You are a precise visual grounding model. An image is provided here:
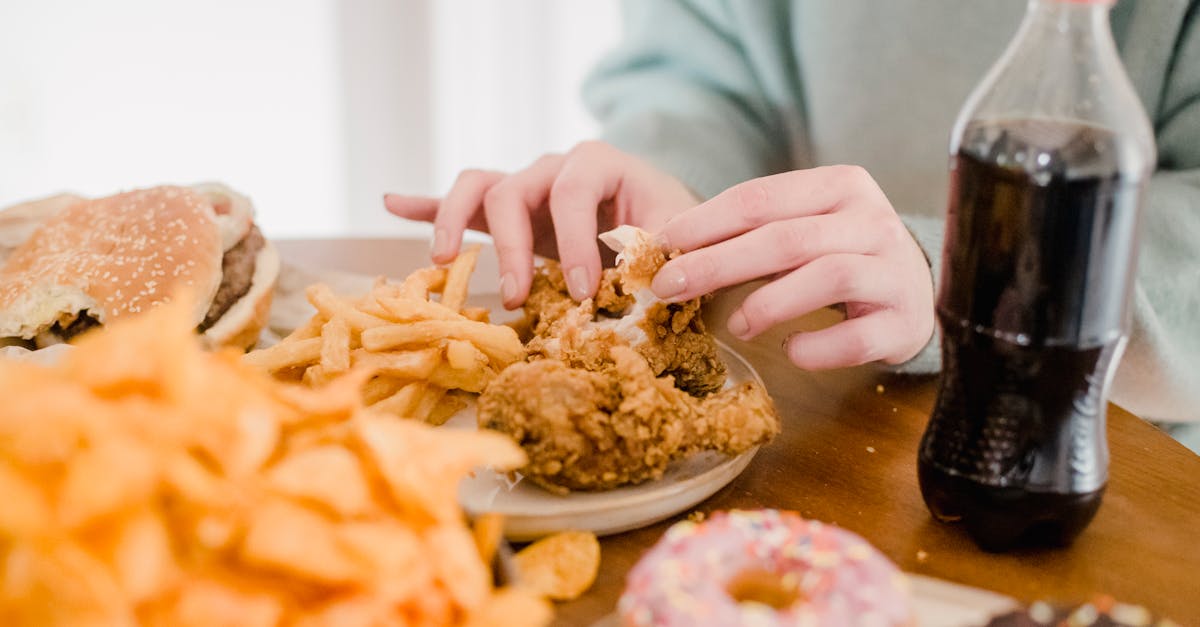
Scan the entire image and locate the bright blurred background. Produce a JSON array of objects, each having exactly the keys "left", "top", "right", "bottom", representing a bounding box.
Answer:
[{"left": 0, "top": 0, "right": 621, "bottom": 237}]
